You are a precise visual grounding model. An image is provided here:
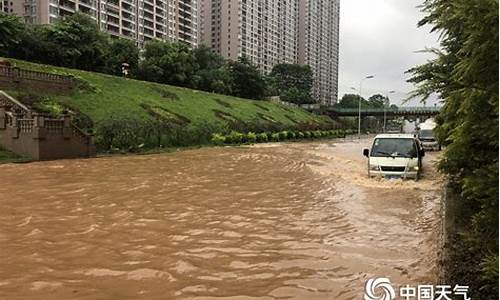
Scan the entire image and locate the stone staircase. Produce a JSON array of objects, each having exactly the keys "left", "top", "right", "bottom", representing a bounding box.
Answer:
[{"left": 0, "top": 91, "right": 96, "bottom": 160}]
